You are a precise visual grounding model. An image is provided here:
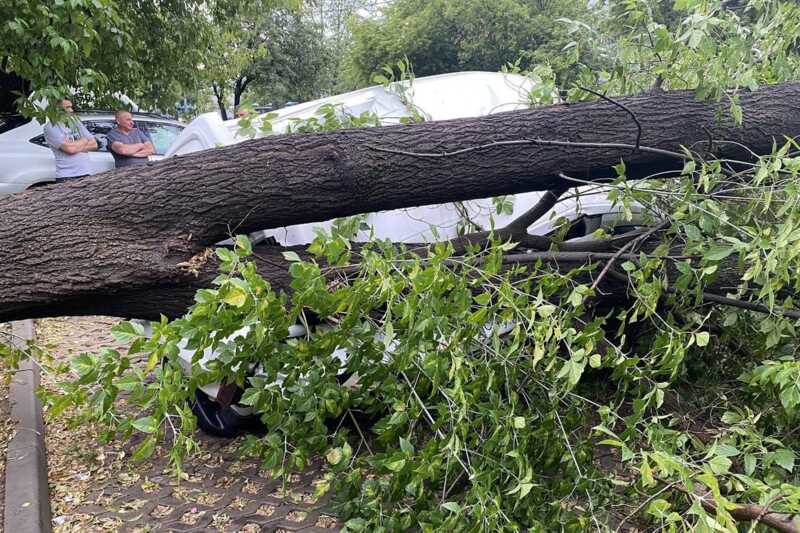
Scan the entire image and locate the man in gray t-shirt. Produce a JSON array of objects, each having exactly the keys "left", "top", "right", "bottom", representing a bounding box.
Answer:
[
  {"left": 43, "top": 98, "right": 98, "bottom": 182},
  {"left": 107, "top": 110, "right": 154, "bottom": 168}
]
